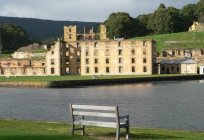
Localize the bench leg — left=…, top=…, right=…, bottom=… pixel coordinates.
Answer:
left=126, top=126, right=129, bottom=139
left=71, top=124, right=74, bottom=135
left=81, top=126, right=85, bottom=135
left=81, top=115, right=85, bottom=135
left=116, top=127, right=120, bottom=140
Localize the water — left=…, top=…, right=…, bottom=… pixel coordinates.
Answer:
left=0, top=80, right=204, bottom=131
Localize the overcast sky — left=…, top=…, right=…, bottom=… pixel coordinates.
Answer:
left=0, top=0, right=199, bottom=22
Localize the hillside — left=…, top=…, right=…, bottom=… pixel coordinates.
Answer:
left=0, top=16, right=100, bottom=42
left=136, top=32, right=204, bottom=52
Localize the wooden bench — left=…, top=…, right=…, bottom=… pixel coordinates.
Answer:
left=70, top=104, right=130, bottom=140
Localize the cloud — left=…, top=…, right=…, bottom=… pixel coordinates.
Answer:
left=0, top=0, right=199, bottom=22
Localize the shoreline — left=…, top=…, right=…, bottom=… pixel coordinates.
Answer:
left=0, top=75, right=204, bottom=88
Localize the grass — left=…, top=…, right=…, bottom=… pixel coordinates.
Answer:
left=0, top=74, right=195, bottom=82
left=135, top=32, right=204, bottom=52
left=0, top=119, right=203, bottom=140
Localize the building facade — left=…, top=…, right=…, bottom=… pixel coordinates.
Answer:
left=160, top=59, right=197, bottom=74
left=0, top=25, right=157, bottom=76
left=0, top=59, right=45, bottom=76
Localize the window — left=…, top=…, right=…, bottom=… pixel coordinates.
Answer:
left=106, top=58, right=109, bottom=64
left=66, top=67, right=69, bottom=73
left=86, top=67, right=89, bottom=73
left=94, top=42, right=97, bottom=47
left=85, top=51, right=89, bottom=56
left=95, top=67, right=98, bottom=73
left=178, top=50, right=181, bottom=55
left=143, top=58, right=147, bottom=63
left=42, top=63, right=45, bottom=66
left=66, top=51, right=69, bottom=56
left=172, top=51, right=175, bottom=56
left=118, top=58, right=123, bottom=63
left=177, top=67, right=179, bottom=72
left=85, top=59, right=89, bottom=64
left=51, top=51, right=54, bottom=55
left=143, top=41, right=146, bottom=46
left=143, top=49, right=147, bottom=55
left=94, top=59, right=98, bottom=64
left=94, top=50, right=99, bottom=56
left=105, top=49, right=110, bottom=56
left=77, top=59, right=80, bottom=64
left=118, top=41, right=121, bottom=47
left=143, top=66, right=147, bottom=72
left=119, top=66, right=123, bottom=73
left=77, top=67, right=80, bottom=74
left=132, top=58, right=135, bottom=63
left=171, top=66, right=174, bottom=71
left=118, top=50, right=122, bottom=55
left=69, top=35, right=72, bottom=39
left=163, top=51, right=167, bottom=57
left=162, top=66, right=165, bottom=71
left=201, top=50, right=204, bottom=55
left=77, top=51, right=80, bottom=56
left=66, top=58, right=69, bottom=64
left=132, top=67, right=135, bottom=72
left=69, top=28, right=71, bottom=32
left=77, top=42, right=79, bottom=48
left=131, top=49, right=135, bottom=55
left=106, top=67, right=110, bottom=73
left=51, top=68, right=55, bottom=74
left=51, top=59, right=55, bottom=65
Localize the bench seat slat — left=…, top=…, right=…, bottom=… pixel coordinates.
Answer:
left=74, top=120, right=117, bottom=128
left=73, top=111, right=116, bottom=118
left=72, top=105, right=116, bottom=111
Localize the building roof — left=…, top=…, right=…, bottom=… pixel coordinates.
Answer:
left=160, top=59, right=197, bottom=64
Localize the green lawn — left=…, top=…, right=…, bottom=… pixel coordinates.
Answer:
left=0, top=119, right=203, bottom=140
left=135, top=32, right=204, bottom=52
left=0, top=74, right=193, bottom=82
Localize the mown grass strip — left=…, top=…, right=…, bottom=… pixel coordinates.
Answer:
left=0, top=119, right=203, bottom=140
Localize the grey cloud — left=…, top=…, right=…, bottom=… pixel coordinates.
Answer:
left=0, top=0, right=199, bottom=22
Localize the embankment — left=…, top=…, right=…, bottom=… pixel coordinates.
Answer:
left=0, top=75, right=204, bottom=88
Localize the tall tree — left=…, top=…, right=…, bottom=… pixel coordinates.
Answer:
left=0, top=23, right=30, bottom=52
left=104, top=12, right=136, bottom=39
left=147, top=3, right=174, bottom=34
left=180, top=4, right=198, bottom=30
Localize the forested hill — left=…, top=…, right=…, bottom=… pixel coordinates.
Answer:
left=0, top=16, right=100, bottom=42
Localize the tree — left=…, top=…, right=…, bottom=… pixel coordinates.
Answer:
left=180, top=4, right=198, bottom=30
left=147, top=3, right=174, bottom=34
left=0, top=23, right=30, bottom=52
left=104, top=12, right=136, bottom=39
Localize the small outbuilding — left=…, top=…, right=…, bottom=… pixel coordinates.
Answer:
left=160, top=59, right=197, bottom=74
left=199, top=65, right=204, bottom=74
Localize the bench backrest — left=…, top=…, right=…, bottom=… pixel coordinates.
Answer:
left=70, top=104, right=120, bottom=124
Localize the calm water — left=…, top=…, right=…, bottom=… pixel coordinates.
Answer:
left=0, top=80, right=204, bottom=131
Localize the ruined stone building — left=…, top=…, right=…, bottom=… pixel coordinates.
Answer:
left=45, top=25, right=157, bottom=76
left=0, top=59, right=45, bottom=76
left=0, top=25, right=157, bottom=76
left=189, top=21, right=204, bottom=32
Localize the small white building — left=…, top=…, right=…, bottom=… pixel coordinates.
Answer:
left=199, top=65, right=204, bottom=74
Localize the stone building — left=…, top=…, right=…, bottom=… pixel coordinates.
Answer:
left=160, top=48, right=204, bottom=67
left=160, top=59, right=197, bottom=74
left=0, top=59, right=45, bottom=76
left=45, top=25, right=157, bottom=76
left=0, top=25, right=157, bottom=76
left=189, top=21, right=204, bottom=32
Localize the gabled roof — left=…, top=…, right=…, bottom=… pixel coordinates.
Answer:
left=160, top=59, right=197, bottom=64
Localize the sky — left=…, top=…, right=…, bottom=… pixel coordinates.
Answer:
left=0, top=0, right=200, bottom=22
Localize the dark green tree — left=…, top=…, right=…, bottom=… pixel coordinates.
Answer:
left=0, top=23, right=30, bottom=52
left=104, top=12, right=136, bottom=39
left=180, top=4, right=198, bottom=30
left=147, top=3, right=174, bottom=34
